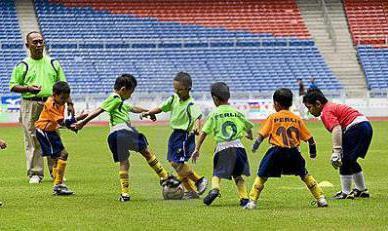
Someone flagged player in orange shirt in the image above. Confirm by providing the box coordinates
[35,81,86,195]
[244,88,328,209]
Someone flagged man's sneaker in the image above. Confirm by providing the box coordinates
[240,198,249,207]
[317,196,328,207]
[29,175,41,184]
[119,193,131,202]
[350,188,370,198]
[332,191,354,200]
[183,191,200,200]
[203,189,220,206]
[243,200,257,210]
[53,184,74,196]
[195,177,208,195]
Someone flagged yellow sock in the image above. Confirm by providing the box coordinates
[234,176,248,199]
[147,154,168,179]
[181,163,202,183]
[51,163,57,179]
[302,175,324,200]
[211,176,221,190]
[178,175,197,192]
[249,177,266,201]
[119,171,129,194]
[54,159,66,185]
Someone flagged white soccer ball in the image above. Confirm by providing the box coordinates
[162,184,184,200]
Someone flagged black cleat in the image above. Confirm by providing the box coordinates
[195,177,208,195]
[240,198,249,207]
[350,188,370,198]
[332,191,354,200]
[203,189,220,206]
[119,193,131,202]
[53,184,74,196]
[161,175,181,188]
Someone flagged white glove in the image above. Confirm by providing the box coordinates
[330,151,342,169]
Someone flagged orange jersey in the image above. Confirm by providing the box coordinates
[259,110,312,148]
[35,97,65,131]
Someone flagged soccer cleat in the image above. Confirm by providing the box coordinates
[0,201,2,207]
[195,177,208,195]
[29,175,41,184]
[203,189,220,206]
[119,193,131,202]
[240,198,249,207]
[332,191,354,200]
[160,175,181,188]
[317,196,328,207]
[53,184,74,196]
[183,191,200,200]
[350,188,370,198]
[243,200,257,210]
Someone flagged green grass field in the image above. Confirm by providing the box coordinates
[0,122,387,230]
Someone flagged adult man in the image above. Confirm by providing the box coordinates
[9,31,74,183]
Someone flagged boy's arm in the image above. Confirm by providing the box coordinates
[132,106,157,121]
[246,129,253,140]
[252,134,265,153]
[192,132,207,164]
[141,107,162,120]
[73,108,105,130]
[307,137,317,159]
[330,125,343,169]
[193,117,203,135]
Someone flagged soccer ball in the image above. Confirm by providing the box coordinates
[162,184,184,200]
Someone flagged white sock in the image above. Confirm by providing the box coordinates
[353,172,367,191]
[340,175,353,194]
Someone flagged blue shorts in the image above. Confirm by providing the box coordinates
[35,129,64,158]
[213,147,250,179]
[258,147,308,178]
[167,130,195,163]
[107,126,148,163]
[340,121,373,175]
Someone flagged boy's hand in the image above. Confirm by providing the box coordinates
[309,143,317,160]
[72,121,85,131]
[77,112,88,121]
[246,133,253,140]
[0,139,7,149]
[330,151,342,169]
[191,149,200,164]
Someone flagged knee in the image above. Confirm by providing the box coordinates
[59,150,68,161]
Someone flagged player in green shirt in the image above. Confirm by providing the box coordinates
[192,82,254,207]
[142,72,208,199]
[10,31,73,184]
[74,74,172,202]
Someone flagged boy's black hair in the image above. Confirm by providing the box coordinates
[114,74,137,91]
[273,88,293,108]
[211,82,230,101]
[303,88,328,105]
[53,81,70,95]
[174,72,192,90]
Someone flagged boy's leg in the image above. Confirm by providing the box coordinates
[140,148,168,180]
[171,162,197,192]
[53,150,74,196]
[173,162,207,194]
[203,176,221,206]
[233,175,249,206]
[119,159,130,202]
[248,176,267,202]
[53,150,68,186]
[301,174,326,200]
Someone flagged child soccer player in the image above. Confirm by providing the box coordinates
[303,89,372,199]
[142,72,208,199]
[35,81,86,195]
[0,139,7,207]
[244,88,327,209]
[74,74,170,202]
[192,82,253,207]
